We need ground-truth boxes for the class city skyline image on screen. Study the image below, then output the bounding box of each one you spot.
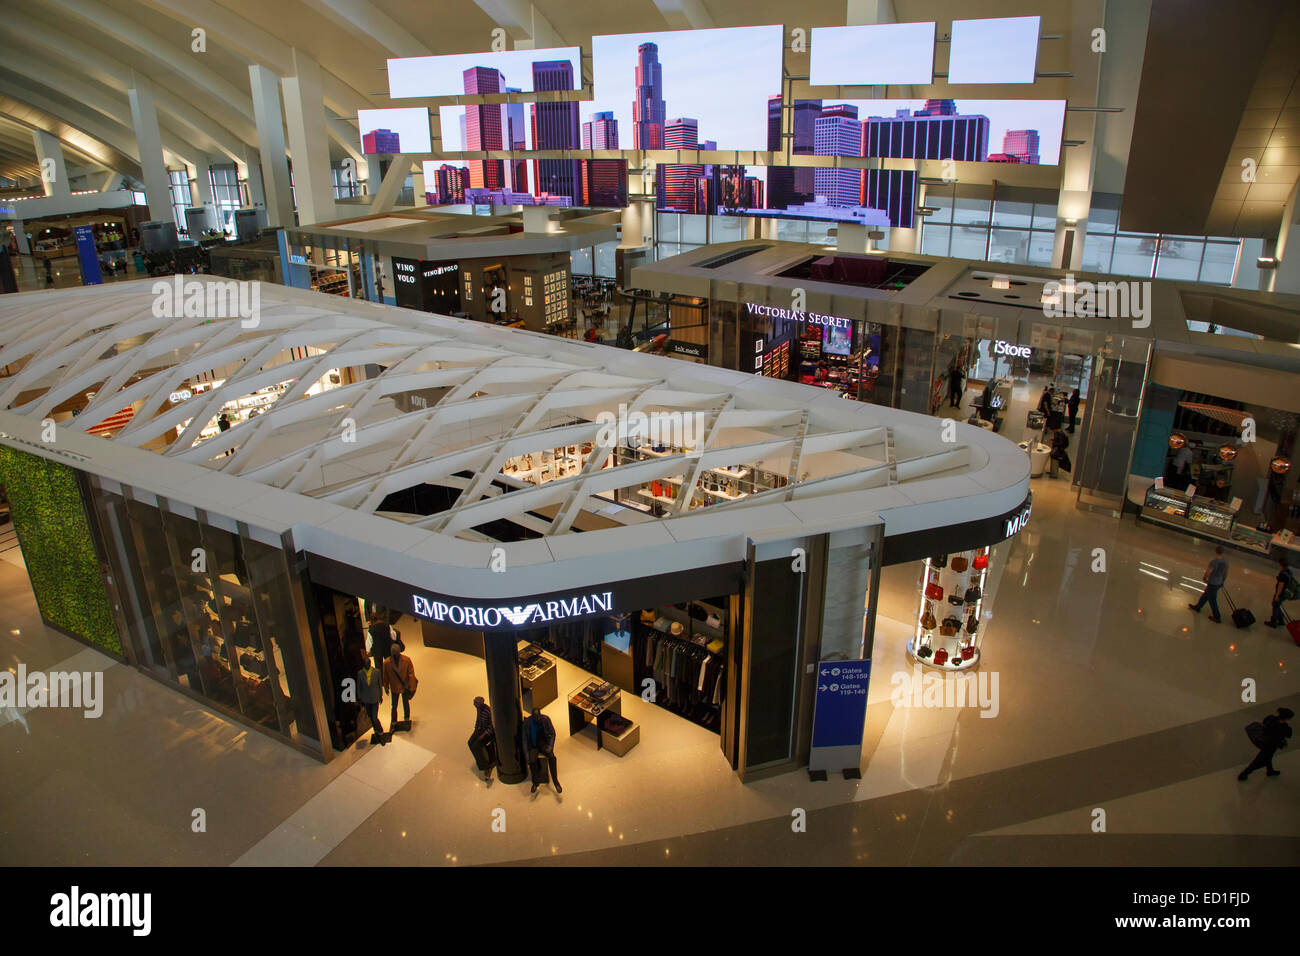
[423,158,627,209]
[357,108,432,154]
[387,47,583,98]
[587,25,784,153]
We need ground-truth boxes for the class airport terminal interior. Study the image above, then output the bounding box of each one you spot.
[1,0,1299,877]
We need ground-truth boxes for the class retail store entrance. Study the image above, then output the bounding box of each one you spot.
[303,556,745,783]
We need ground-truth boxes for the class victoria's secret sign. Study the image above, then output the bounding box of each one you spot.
[745,302,853,329]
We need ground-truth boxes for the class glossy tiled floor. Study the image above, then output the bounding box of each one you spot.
[1,376,1297,866]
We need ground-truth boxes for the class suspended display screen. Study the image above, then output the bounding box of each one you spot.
[948,16,1041,84]
[783,98,1065,166]
[809,22,936,86]
[586,25,784,152]
[357,108,431,154]
[423,158,627,209]
[656,164,915,228]
[387,47,584,98]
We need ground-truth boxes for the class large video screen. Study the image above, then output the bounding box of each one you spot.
[387,47,583,98]
[357,108,431,154]
[810,23,936,86]
[778,98,1065,166]
[655,164,915,228]
[948,17,1040,84]
[586,25,783,152]
[423,158,627,209]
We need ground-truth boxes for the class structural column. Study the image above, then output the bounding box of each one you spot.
[32,130,70,198]
[248,64,295,228]
[127,76,175,223]
[281,50,337,227]
[483,631,528,784]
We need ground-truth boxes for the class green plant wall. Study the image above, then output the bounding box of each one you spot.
[0,446,121,654]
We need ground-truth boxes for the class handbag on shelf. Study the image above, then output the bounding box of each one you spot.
[939,621,958,637]
[932,648,949,665]
[961,645,975,660]
[973,552,989,571]
[966,612,978,634]
[947,595,964,606]
[964,586,982,604]
[930,554,948,568]
[951,556,969,573]
[925,582,944,601]
[917,645,933,659]
[921,603,937,631]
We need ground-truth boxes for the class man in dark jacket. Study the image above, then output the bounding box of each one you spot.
[947,365,965,408]
[1048,426,1070,479]
[369,621,394,661]
[1067,388,1081,433]
[525,705,562,794]
[1239,707,1293,779]
[357,652,385,745]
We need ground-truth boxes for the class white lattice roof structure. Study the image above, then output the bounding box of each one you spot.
[0,279,1029,596]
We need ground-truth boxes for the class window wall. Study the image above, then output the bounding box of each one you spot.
[920,190,1057,266]
[920,186,1241,285]
[332,162,362,199]
[208,164,245,235]
[85,477,323,751]
[168,169,192,236]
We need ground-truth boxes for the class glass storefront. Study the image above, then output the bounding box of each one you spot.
[85,477,324,751]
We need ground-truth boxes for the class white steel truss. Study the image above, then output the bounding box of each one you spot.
[0,280,977,542]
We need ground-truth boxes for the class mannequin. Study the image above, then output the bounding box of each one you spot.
[524,704,561,795]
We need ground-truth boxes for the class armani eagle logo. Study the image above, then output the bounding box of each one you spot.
[498,604,541,626]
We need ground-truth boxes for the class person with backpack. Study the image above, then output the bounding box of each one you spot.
[1188,546,1229,623]
[1239,707,1293,780]
[1264,556,1297,629]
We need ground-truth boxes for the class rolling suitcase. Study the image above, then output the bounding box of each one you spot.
[1224,591,1254,629]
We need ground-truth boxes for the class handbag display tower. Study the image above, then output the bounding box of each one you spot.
[909,547,990,670]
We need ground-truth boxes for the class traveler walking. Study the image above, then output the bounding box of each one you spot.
[1264,556,1297,628]
[1239,707,1293,780]
[1188,546,1228,623]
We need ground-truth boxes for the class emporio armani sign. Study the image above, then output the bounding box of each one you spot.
[411,591,614,629]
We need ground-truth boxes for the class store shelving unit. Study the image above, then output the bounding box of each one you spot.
[909,549,989,671]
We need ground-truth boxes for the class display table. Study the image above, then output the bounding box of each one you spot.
[598,714,640,757]
[567,680,622,751]
[519,652,558,710]
[1017,441,1052,478]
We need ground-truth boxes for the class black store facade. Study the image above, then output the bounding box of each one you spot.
[5,424,1030,782]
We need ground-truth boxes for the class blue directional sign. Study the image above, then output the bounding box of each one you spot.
[810,659,871,750]
[74,225,102,286]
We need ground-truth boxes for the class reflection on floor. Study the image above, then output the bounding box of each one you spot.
[1,368,1297,865]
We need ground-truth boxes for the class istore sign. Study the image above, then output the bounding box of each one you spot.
[992,339,1032,358]
[412,589,614,629]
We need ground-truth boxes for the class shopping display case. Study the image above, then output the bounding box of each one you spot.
[1139,485,1271,554]
[1188,499,1233,531]
[1229,524,1272,554]
[908,548,989,672]
[1143,486,1190,519]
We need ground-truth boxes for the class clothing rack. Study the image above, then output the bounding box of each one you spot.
[633,626,724,730]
